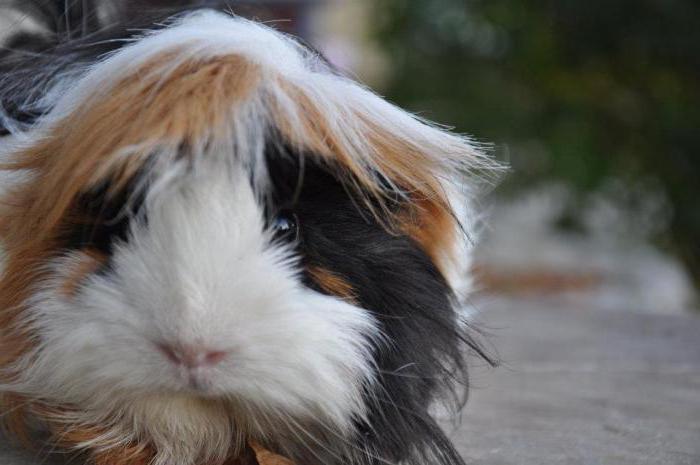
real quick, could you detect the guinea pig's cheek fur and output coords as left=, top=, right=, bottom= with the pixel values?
left=16, top=273, right=168, bottom=403
left=218, top=289, right=378, bottom=422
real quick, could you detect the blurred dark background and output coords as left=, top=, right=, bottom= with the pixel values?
left=370, top=0, right=700, bottom=290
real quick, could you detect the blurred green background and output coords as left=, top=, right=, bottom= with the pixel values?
left=367, top=0, right=700, bottom=289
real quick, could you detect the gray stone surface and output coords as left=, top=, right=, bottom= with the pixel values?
left=452, top=296, right=700, bottom=465
left=2, top=296, right=700, bottom=464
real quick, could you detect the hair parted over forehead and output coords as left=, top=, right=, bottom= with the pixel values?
left=0, top=10, right=496, bottom=272
left=0, top=4, right=501, bottom=465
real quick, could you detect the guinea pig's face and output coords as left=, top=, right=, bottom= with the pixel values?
left=40, top=160, right=377, bottom=414
left=0, top=10, right=493, bottom=465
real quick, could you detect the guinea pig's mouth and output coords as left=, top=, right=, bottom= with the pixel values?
left=155, top=342, right=230, bottom=395
left=162, top=368, right=229, bottom=398
left=173, top=372, right=217, bottom=395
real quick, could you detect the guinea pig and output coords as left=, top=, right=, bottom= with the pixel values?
left=0, top=2, right=498, bottom=465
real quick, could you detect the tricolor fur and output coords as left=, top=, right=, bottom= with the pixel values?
left=0, top=2, right=498, bottom=465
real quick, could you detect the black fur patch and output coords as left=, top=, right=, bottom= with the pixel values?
left=267, top=146, right=492, bottom=465
left=0, top=1, right=228, bottom=134
left=60, top=175, right=146, bottom=258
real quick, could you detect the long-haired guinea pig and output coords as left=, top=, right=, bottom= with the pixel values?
left=0, top=2, right=498, bottom=465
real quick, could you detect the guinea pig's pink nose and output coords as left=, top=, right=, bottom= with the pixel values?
left=157, top=343, right=228, bottom=368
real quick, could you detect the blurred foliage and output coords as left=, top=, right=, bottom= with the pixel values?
left=371, top=0, right=700, bottom=285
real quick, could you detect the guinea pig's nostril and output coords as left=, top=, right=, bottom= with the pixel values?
left=157, top=343, right=228, bottom=368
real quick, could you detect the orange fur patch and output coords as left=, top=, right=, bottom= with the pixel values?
left=60, top=250, right=107, bottom=297
left=272, top=80, right=450, bottom=200
left=0, top=393, right=32, bottom=446
left=250, top=442, right=295, bottom=465
left=399, top=196, right=458, bottom=277
left=0, top=246, right=49, bottom=368
left=61, top=430, right=153, bottom=465
left=307, top=266, right=357, bottom=303
left=0, top=52, right=261, bottom=250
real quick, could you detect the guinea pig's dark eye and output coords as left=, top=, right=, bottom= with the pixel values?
left=272, top=209, right=299, bottom=241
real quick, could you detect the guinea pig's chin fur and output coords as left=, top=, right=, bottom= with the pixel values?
left=85, top=395, right=239, bottom=465
left=8, top=171, right=378, bottom=454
